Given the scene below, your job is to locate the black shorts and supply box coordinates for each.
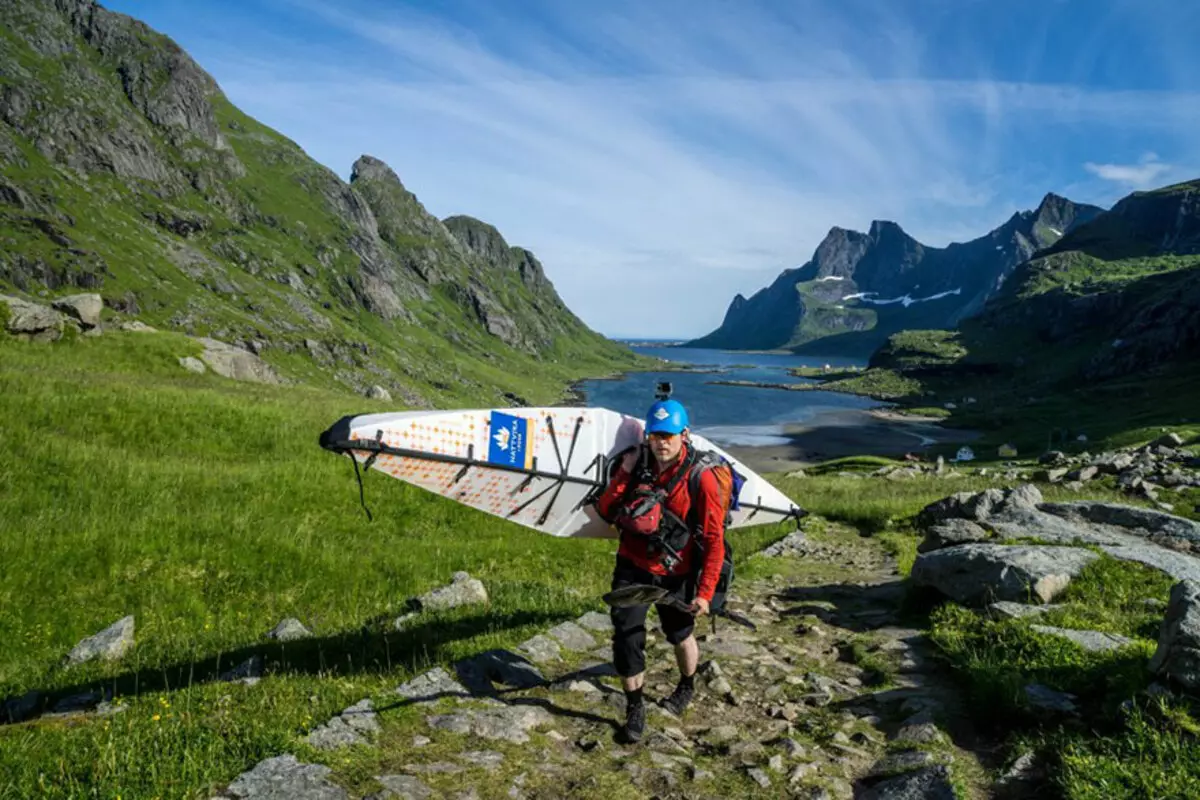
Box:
[609,557,696,677]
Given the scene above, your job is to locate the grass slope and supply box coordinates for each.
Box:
[0,332,789,798]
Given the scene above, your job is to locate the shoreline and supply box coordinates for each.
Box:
[719,408,980,475]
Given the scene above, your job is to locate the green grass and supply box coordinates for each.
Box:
[927,556,1200,799]
[0,331,793,798]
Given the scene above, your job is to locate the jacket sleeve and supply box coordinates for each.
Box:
[594,451,637,523]
[693,466,730,603]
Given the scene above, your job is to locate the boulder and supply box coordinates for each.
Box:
[858,765,956,800]
[414,571,488,611]
[219,754,348,799]
[51,293,103,328]
[195,337,282,384]
[426,704,552,744]
[65,615,135,666]
[365,385,392,402]
[395,667,470,701]
[1038,503,1200,549]
[915,488,1005,530]
[1,295,65,341]
[1153,433,1186,449]
[1149,581,1200,694]
[545,621,596,652]
[268,617,313,642]
[910,545,1099,605]
[1030,626,1135,653]
[305,699,380,750]
[918,518,991,553]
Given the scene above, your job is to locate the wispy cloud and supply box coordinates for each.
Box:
[166,0,1200,339]
[1084,152,1173,189]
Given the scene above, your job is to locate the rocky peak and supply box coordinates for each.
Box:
[349,155,456,248]
[350,155,401,187]
[443,216,513,268]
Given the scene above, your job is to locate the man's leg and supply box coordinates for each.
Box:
[657,601,698,716]
[673,633,699,678]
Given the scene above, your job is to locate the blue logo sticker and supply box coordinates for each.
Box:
[487,412,533,469]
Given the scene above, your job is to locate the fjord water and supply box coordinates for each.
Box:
[576,344,879,448]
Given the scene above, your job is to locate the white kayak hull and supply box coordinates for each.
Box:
[320,406,803,539]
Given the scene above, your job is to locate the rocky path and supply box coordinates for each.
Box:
[212,525,994,800]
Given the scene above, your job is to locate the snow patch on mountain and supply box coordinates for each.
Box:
[842,288,963,307]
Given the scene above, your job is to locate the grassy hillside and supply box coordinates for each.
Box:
[0,331,791,798]
[0,0,650,407]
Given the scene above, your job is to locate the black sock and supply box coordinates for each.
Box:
[625,686,644,707]
[679,673,695,690]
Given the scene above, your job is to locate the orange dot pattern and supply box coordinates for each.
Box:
[351,408,621,534]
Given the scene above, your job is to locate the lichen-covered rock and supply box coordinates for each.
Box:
[911,545,1098,605]
[65,615,135,666]
[51,293,102,327]
[196,337,282,384]
[918,518,990,553]
[426,703,552,744]
[268,618,312,642]
[1,294,65,341]
[414,571,488,612]
[1150,580,1200,694]
[395,667,470,701]
[545,620,596,652]
[219,754,348,799]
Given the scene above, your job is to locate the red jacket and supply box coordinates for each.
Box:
[595,442,729,603]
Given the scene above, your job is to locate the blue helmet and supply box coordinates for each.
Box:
[645,399,689,435]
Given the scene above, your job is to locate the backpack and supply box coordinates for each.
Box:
[606,443,746,615]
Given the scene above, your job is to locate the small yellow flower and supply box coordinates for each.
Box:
[152,714,161,722]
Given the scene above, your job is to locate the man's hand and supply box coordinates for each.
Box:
[691,597,710,617]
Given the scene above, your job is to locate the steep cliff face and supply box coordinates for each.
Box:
[0,0,640,403]
[688,193,1104,355]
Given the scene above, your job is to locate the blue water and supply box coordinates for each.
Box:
[577,345,881,448]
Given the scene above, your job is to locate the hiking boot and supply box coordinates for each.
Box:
[659,678,695,717]
[620,700,646,743]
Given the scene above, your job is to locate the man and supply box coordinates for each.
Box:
[593,397,733,743]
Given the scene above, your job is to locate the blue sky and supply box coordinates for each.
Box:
[104,0,1200,339]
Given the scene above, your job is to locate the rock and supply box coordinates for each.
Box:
[222,754,348,799]
[426,704,552,744]
[1154,433,1186,449]
[412,735,431,747]
[1035,468,1069,483]
[51,293,103,328]
[305,699,380,750]
[415,572,489,611]
[65,615,135,666]
[196,337,282,384]
[768,754,785,772]
[747,767,772,788]
[1024,683,1077,713]
[761,531,810,557]
[891,722,944,744]
[268,618,312,642]
[458,750,504,771]
[1039,451,1067,465]
[516,634,562,663]
[916,488,1005,529]
[119,321,157,332]
[1149,580,1200,694]
[859,765,956,800]
[987,601,1059,620]
[371,774,434,799]
[1039,502,1200,548]
[1101,546,1200,583]
[1030,625,1135,653]
[709,677,733,695]
[868,750,936,776]
[1000,484,1044,513]
[365,385,392,402]
[575,611,614,633]
[1067,466,1100,482]
[1,295,65,340]
[918,519,990,553]
[546,621,596,651]
[455,649,547,693]
[910,545,1098,605]
[563,680,601,694]
[179,356,207,374]
[395,667,471,701]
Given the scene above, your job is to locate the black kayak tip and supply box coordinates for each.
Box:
[319,414,356,452]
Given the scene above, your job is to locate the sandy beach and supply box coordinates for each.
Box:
[721,408,979,474]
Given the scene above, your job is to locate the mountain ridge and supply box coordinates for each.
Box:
[0,0,643,405]
[687,192,1105,355]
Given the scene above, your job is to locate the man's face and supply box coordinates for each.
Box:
[648,430,685,465]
